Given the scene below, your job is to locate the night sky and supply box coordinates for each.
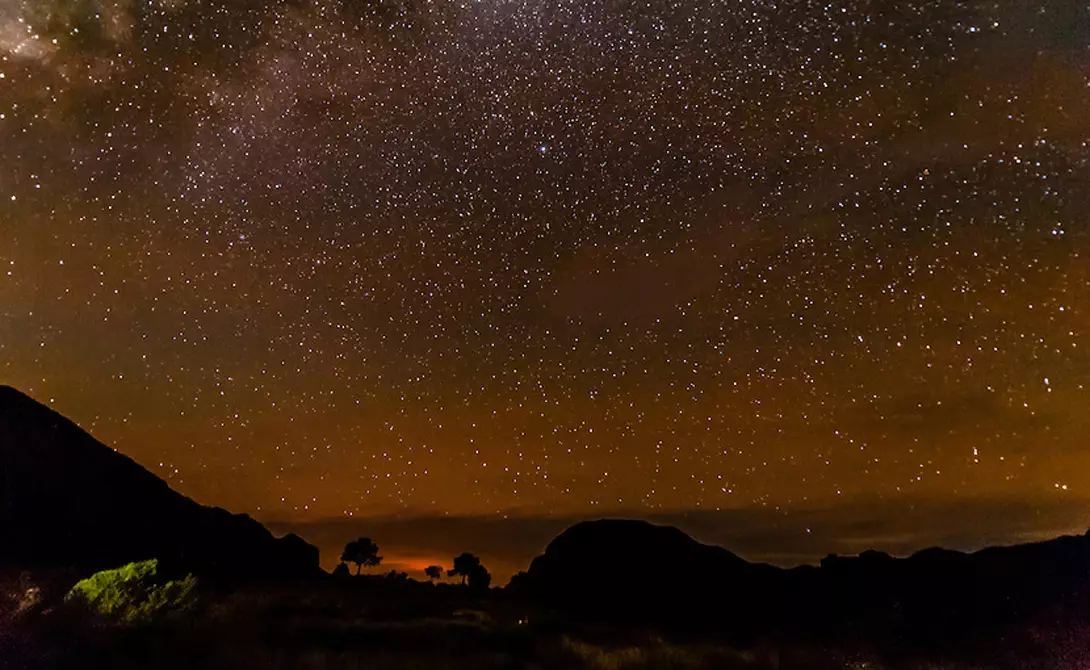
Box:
[3,0,1090,579]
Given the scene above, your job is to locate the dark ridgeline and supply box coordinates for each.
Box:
[0,386,319,582]
[523,518,1090,648]
[4,383,1090,652]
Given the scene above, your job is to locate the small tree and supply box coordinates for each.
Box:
[468,563,491,591]
[331,562,351,579]
[447,552,481,585]
[425,565,443,582]
[341,537,382,575]
[507,571,532,594]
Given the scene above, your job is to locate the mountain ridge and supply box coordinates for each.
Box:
[0,385,318,580]
[522,516,1090,641]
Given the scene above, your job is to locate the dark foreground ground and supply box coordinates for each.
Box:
[4,571,1090,670]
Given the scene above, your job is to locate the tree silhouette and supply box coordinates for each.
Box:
[468,563,491,591]
[425,565,443,582]
[341,537,382,575]
[507,571,532,594]
[331,562,351,579]
[447,552,481,584]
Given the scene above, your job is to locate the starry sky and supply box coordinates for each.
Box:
[2,0,1090,578]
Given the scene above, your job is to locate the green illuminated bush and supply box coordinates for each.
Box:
[65,559,199,623]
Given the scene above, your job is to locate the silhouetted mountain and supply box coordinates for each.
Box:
[524,518,1090,645]
[526,519,783,633]
[0,386,319,581]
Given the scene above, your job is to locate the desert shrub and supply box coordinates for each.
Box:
[1,574,33,618]
[65,559,198,623]
[561,637,648,670]
[558,635,766,670]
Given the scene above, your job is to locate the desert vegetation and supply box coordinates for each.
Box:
[64,559,199,623]
[5,541,1090,670]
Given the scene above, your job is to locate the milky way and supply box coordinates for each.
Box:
[2,0,1090,549]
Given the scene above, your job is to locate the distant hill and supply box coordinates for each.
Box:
[524,519,786,634]
[524,518,1090,643]
[0,386,318,581]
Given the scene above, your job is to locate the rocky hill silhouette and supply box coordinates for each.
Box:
[526,519,784,631]
[0,386,318,580]
[525,518,1090,645]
